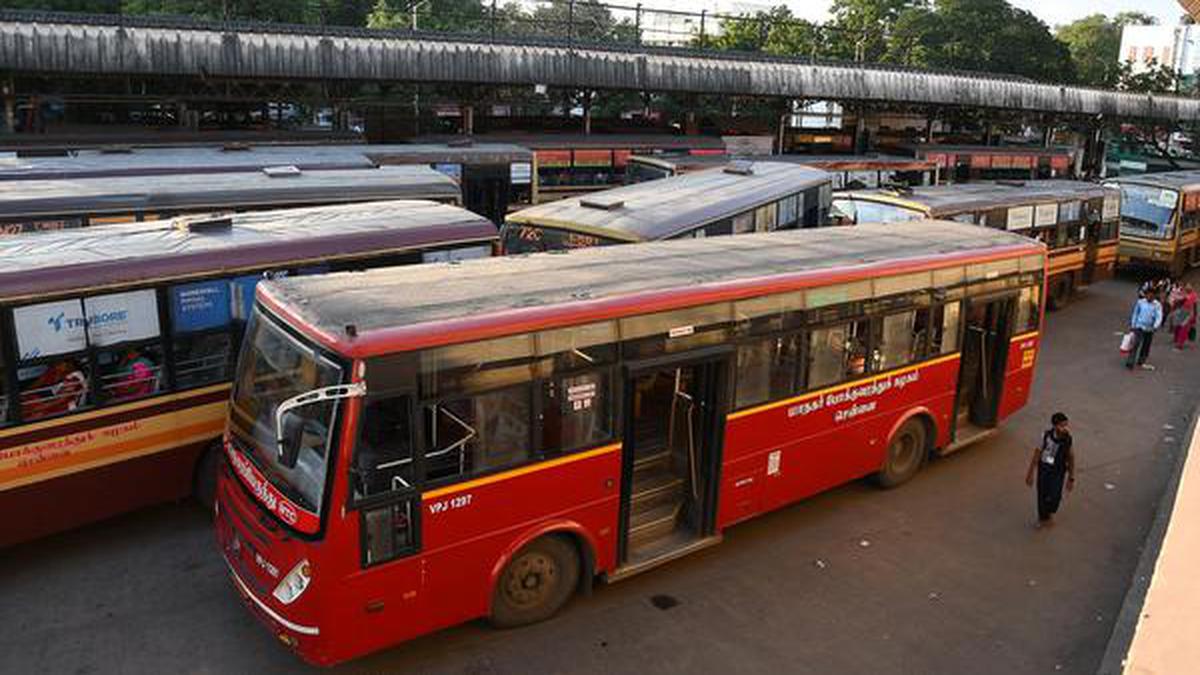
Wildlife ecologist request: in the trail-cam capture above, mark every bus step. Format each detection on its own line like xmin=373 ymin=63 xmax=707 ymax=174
xmin=630 ymin=469 xmax=684 ymax=515
xmin=632 ymin=449 xmax=671 ymax=472
xmin=609 ymin=534 xmax=723 ymax=583
xmin=628 ymin=502 xmax=683 ymax=550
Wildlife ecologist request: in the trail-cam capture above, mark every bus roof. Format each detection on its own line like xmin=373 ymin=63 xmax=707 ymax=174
xmin=0 ymin=143 xmax=530 ymax=181
xmin=0 ymin=165 xmax=461 ymax=217
xmin=506 ymin=162 xmax=831 ymax=241
xmin=904 ymin=144 xmax=1076 ymax=157
xmin=261 ymin=220 xmax=1044 ymax=359
xmin=631 ymin=153 xmax=937 ymax=173
xmin=837 ymin=180 xmax=1112 ymax=216
xmin=416 ymin=133 xmax=727 ymax=151
xmin=1109 ymin=170 xmax=1200 ymax=192
xmin=0 ymin=200 xmax=495 ymax=302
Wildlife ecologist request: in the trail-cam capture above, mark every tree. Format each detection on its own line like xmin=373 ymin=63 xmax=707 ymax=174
xmin=1056 ymin=14 xmax=1122 ymax=87
xmin=708 ymin=5 xmax=821 ymax=56
xmin=1113 ymin=11 xmax=1158 ymax=27
xmin=826 ymin=0 xmax=921 ymax=62
xmin=886 ymin=0 xmax=1074 ymax=82
xmin=362 ymin=0 xmax=486 ymax=32
xmin=525 ymin=0 xmax=638 ymax=43
xmin=1118 ymin=59 xmax=1178 ymax=93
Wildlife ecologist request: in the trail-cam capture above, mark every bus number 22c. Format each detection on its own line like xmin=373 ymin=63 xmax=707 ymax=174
xmin=427 ymin=494 xmax=473 ymax=516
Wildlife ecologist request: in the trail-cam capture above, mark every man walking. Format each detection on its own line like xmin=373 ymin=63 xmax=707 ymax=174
xmin=1025 ymin=412 xmax=1075 ymax=528
xmin=1126 ymin=288 xmax=1163 ymax=370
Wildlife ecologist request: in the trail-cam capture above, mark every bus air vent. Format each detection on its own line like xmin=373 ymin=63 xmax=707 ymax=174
xmin=724 ymin=161 xmax=755 ymax=176
xmin=580 ymin=195 xmax=626 ymax=210
xmin=222 ymin=142 xmax=252 ymax=152
xmin=262 ymin=165 xmax=302 ymax=178
xmin=175 ymin=213 xmax=234 ymax=232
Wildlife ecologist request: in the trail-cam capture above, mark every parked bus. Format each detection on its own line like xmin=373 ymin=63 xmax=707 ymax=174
xmin=441 ymin=133 xmax=728 ymax=204
xmin=500 ymin=162 xmax=831 ymax=253
xmin=1107 ymin=170 xmax=1200 ymax=276
xmin=0 ymin=200 xmax=497 ymax=546
xmin=903 ymin=145 xmax=1077 ymax=183
xmin=216 ymin=220 xmax=1044 ymax=665
xmin=0 ymin=142 xmax=531 ymax=227
xmin=0 ymin=165 xmax=461 ymax=236
xmin=626 ymin=153 xmax=939 ymax=188
xmin=831 ymin=181 xmax=1119 ymax=308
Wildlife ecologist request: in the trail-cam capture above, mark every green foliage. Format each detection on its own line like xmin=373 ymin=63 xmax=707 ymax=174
xmin=1118 ymin=59 xmax=1179 ymax=94
xmin=1113 ymin=11 xmax=1158 ymax=27
xmin=826 ymin=0 xmax=920 ymax=62
xmin=364 ymin=0 xmax=485 ymax=32
xmin=1055 ymin=14 xmax=1122 ymax=86
xmin=709 ymin=5 xmax=820 ymax=56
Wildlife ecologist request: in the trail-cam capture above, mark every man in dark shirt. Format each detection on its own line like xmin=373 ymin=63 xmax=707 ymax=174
xmin=1025 ymin=412 xmax=1075 ymax=527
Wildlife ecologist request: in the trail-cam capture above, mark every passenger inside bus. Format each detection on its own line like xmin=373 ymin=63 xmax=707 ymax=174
xmin=19 ymin=359 xmax=90 ymax=421
xmin=101 ymin=348 xmax=161 ymax=402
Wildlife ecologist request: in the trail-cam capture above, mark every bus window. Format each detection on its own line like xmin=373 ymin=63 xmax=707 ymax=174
xmin=0 ymin=338 xmax=7 ymax=426
xmin=541 ymin=371 xmax=612 ymax=454
xmin=808 ymin=325 xmax=848 ymax=389
xmin=754 ymin=203 xmax=778 ymax=232
xmin=736 ymin=335 xmax=801 ymax=409
xmin=1015 ymin=286 xmax=1041 ymax=334
xmin=1060 ymin=201 xmax=1082 ymax=223
xmin=500 ymin=224 xmax=618 ymax=254
xmin=732 ymin=211 xmax=755 ymax=234
xmin=169 ymin=280 xmax=235 ymax=389
xmin=778 ymin=194 xmax=800 ymax=229
xmin=84 ymin=289 xmax=164 ymax=404
xmin=845 ymin=320 xmax=871 ymax=377
xmin=423 ymin=383 xmax=533 ymax=482
xmin=931 ymin=302 xmax=961 ymax=355
xmin=13 ymin=299 xmax=94 ymax=421
xmin=851 ymin=200 xmax=925 ymax=225
xmin=876 ymin=310 xmax=918 ymax=371
xmin=354 ymin=395 xmax=415 ymax=499
xmin=705 ymin=219 xmax=734 ymax=237
xmin=1120 ymin=184 xmax=1178 ymax=240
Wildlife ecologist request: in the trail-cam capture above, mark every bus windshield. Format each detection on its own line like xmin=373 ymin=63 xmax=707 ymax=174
xmin=831 ymin=198 xmax=926 ymax=225
xmin=625 ymin=161 xmax=674 ymax=184
xmin=1119 ymin=184 xmax=1178 ymax=239
xmin=229 ymin=308 xmax=343 ymax=515
xmin=500 ymin=223 xmax=621 ymax=253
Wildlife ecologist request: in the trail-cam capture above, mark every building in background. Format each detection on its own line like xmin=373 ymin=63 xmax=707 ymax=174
xmin=1120 ymin=23 xmax=1200 ymax=86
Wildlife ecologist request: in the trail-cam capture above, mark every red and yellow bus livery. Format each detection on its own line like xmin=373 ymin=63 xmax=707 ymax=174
xmin=215 ymin=220 xmax=1045 ymax=665
xmin=0 ymin=200 xmax=497 ymax=546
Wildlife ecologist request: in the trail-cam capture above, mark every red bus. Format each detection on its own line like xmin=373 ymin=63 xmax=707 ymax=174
xmin=0 ymin=200 xmax=496 ymax=546
xmin=216 ymin=220 xmax=1045 ymax=665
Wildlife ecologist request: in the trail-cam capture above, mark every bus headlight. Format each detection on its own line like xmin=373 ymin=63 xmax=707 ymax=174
xmin=272 ymin=560 xmax=312 ymax=605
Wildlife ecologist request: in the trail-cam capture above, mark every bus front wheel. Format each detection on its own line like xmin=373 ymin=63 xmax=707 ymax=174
xmin=876 ymin=419 xmax=928 ymax=488
xmin=490 ymin=535 xmax=580 ymax=628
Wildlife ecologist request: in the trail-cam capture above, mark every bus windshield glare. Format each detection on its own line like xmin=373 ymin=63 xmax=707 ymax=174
xmin=1119 ymin=184 xmax=1178 ymax=239
xmin=500 ymin=223 xmax=619 ymax=253
xmin=230 ymin=308 xmax=343 ymax=515
xmin=831 ymin=198 xmax=925 ymax=225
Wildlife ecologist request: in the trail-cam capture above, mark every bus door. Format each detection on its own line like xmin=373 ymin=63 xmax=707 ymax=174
xmin=955 ymin=295 xmax=1015 ymax=434
xmin=618 ymin=351 xmax=727 ymax=570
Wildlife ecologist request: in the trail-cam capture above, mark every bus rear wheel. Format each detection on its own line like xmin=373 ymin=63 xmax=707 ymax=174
xmin=876 ymin=419 xmax=927 ymax=488
xmin=490 ymin=536 xmax=580 ymax=628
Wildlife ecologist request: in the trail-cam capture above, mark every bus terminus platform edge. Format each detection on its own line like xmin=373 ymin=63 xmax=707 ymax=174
xmin=216 ymin=221 xmax=1046 ymax=665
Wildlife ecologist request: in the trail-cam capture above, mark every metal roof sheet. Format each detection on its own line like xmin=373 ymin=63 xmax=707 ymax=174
xmin=838 ymin=180 xmax=1113 ymax=215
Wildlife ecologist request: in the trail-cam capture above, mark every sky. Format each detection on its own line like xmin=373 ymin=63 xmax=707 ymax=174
xmin=637 ymin=0 xmax=1187 ymax=28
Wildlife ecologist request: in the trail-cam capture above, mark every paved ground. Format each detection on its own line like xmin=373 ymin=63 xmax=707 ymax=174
xmin=2 ymin=274 xmax=1196 ymax=675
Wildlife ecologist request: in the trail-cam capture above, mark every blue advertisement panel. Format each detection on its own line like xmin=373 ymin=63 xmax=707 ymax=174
xmin=171 ymin=280 xmax=232 ymax=333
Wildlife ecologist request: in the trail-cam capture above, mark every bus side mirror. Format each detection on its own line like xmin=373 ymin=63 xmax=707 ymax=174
xmin=276 ymin=410 xmax=304 ymax=469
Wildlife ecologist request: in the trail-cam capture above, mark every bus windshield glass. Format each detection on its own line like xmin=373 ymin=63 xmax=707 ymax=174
xmin=501 ymin=223 xmax=621 ymax=253
xmin=229 ymin=308 xmax=343 ymax=515
xmin=1119 ymin=184 xmax=1178 ymax=239
xmin=625 ymin=161 xmax=674 ymax=184
xmin=831 ymin=198 xmax=925 ymax=225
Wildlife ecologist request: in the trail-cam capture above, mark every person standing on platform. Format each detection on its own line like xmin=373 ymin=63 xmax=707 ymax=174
xmin=1025 ymin=412 xmax=1075 ymax=528
xmin=1126 ymin=288 xmax=1163 ymax=370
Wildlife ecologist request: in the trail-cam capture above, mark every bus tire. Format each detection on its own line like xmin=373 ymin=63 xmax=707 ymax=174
xmin=876 ymin=419 xmax=927 ymax=489
xmin=490 ymin=535 xmax=580 ymax=629
xmin=192 ymin=443 xmax=220 ymax=514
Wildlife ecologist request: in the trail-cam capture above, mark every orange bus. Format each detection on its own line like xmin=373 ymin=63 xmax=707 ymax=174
xmin=216 ymin=220 xmax=1044 ymax=665
xmin=0 ymin=200 xmax=497 ymax=546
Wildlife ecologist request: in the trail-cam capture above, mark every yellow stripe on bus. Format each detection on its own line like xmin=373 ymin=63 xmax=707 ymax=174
xmin=728 ymin=352 xmax=962 ymax=422
xmin=421 ymin=442 xmax=622 ymax=501
xmin=1011 ymin=331 xmax=1040 ymax=342
xmin=0 ymin=413 xmax=226 ymax=491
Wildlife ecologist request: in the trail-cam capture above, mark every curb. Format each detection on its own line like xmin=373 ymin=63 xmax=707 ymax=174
xmin=1096 ymin=402 xmax=1199 ymax=674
